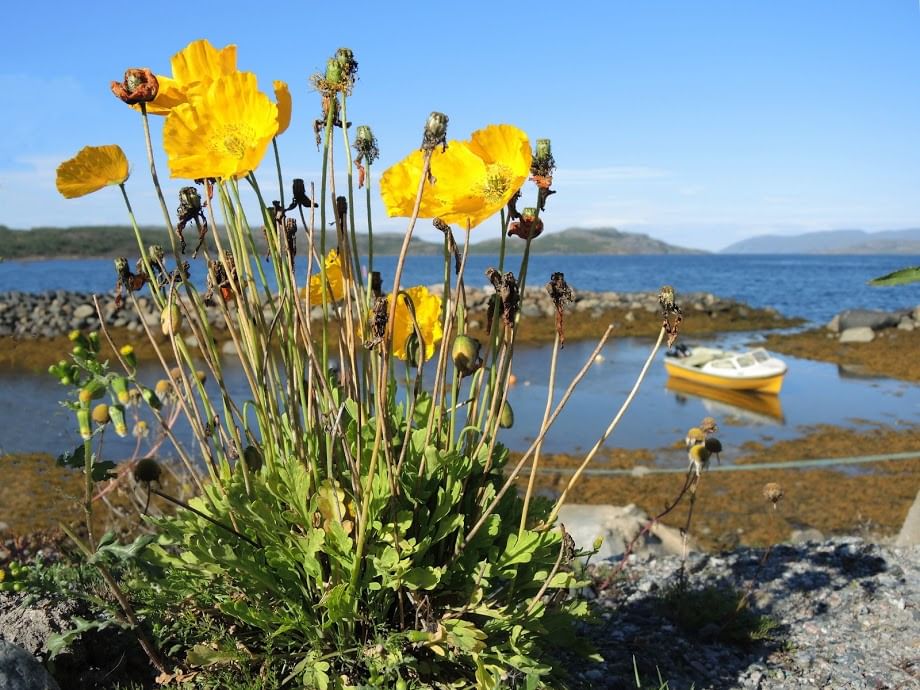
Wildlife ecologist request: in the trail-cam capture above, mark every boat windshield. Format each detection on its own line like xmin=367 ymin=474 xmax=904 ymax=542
xmin=735 ymin=355 xmax=756 ymax=368
xmin=710 ymin=359 xmax=737 ymax=370
xmin=752 ymin=350 xmax=770 ymax=363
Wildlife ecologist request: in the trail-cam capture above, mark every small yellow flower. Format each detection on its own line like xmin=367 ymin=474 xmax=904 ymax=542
xmin=163 ymin=71 xmax=278 ymax=180
xmin=55 ymin=145 xmax=129 ymax=199
xmin=307 ymin=249 xmax=346 ymax=304
xmin=380 ymin=124 xmax=532 ymax=230
xmin=391 ymin=285 xmax=443 ymax=362
xmin=141 ymin=39 xmax=238 ymax=115
xmin=273 ymin=80 xmax=292 ymax=137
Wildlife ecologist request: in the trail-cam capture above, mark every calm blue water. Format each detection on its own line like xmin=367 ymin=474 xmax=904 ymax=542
xmin=3 ymin=254 xmax=919 ymax=324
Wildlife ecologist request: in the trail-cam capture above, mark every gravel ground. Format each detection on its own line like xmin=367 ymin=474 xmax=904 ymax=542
xmin=573 ymin=537 xmax=919 ymax=689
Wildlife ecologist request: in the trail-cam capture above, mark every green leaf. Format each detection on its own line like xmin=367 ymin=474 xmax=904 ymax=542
xmin=186 ymin=643 xmax=241 ymax=668
xmin=89 ymin=533 xmax=156 ymax=565
xmin=47 ymin=616 xmax=126 ymax=658
xmin=868 ymin=265 xmax=920 ymax=286
xmin=402 ymin=566 xmax=443 ymax=590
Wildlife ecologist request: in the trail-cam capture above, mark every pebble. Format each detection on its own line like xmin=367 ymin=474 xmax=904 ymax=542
xmin=568 ymin=537 xmax=920 ymax=689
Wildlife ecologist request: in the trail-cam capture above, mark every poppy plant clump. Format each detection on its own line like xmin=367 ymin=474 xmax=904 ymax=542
xmin=49 ymin=40 xmax=685 ymax=689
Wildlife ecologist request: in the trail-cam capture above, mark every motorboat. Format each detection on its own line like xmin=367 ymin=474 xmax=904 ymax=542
xmin=663 ymin=345 xmax=787 ymax=394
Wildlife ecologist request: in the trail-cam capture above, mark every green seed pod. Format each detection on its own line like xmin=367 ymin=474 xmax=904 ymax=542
xmin=499 ymin=401 xmax=514 ymax=429
xmin=111 ymin=376 xmax=130 ymax=405
xmin=109 ymin=404 xmax=128 ymax=437
xmin=141 ymin=387 xmax=162 ymax=410
xmin=91 ymin=403 xmax=110 ymax=426
xmin=133 ymin=457 xmax=162 ymax=484
xmin=178 ymin=186 xmax=202 ymax=214
xmin=77 ymin=408 xmax=92 ymax=440
xmin=325 ymin=58 xmax=343 ymax=85
xmin=535 ymin=138 xmax=552 ymax=161
xmin=451 ymin=335 xmax=482 ymax=377
xmin=242 ymin=445 xmax=264 ymax=473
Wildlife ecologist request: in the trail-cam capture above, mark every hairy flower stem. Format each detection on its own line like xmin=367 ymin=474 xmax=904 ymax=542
xmin=81 ymin=418 xmax=95 ymax=549
xmin=364 ymin=163 xmax=375 ymax=306
xmin=339 ymin=94 xmax=364 ymax=292
xmin=118 ymin=185 xmax=163 ymax=309
xmin=272 ymin=138 xmax=285 ymax=208
xmin=547 ymin=328 xmax=666 ymax=525
xmin=139 ymin=103 xmax=180 ymax=260
xmin=518 ymin=330 xmax=561 ymax=535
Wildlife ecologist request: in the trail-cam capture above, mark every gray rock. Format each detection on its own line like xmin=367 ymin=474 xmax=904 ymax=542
xmin=896 ymin=489 xmax=920 ymax=547
xmin=839 ymin=326 xmax=875 ymax=343
xmin=0 ymin=641 xmax=59 ymax=690
xmin=897 ymin=316 xmax=915 ymax=332
xmin=71 ymin=304 xmax=95 ymax=320
xmin=825 ymin=314 xmax=840 ymax=333
xmin=838 ymin=309 xmax=899 ymax=331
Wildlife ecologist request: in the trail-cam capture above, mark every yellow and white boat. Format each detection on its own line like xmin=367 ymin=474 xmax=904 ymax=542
xmin=663 ymin=346 xmax=787 ymax=394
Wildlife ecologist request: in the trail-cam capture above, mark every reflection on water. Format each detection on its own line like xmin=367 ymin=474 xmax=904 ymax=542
xmin=665 ymin=376 xmax=785 ymax=424
xmin=2 ymin=334 xmax=918 ymax=467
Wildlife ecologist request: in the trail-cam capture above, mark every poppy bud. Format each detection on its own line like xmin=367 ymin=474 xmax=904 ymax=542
xmin=160 ymin=304 xmax=181 ymax=335
xmin=111 ymin=376 xmax=130 ymax=405
xmin=335 ymin=47 xmax=358 ymax=80
xmin=704 ymin=437 xmax=722 ymax=454
xmin=120 ymin=344 xmax=137 ymax=368
xmin=499 ymin=401 xmax=514 ymax=429
xmin=535 ymin=138 xmax=552 ymax=162
xmin=109 ymin=404 xmax=128 ymax=437
xmin=111 ymin=68 xmax=159 ymax=105
xmin=91 ymin=403 xmax=110 ymax=426
xmin=133 ymin=457 xmax=162 ymax=484
xmin=243 ymin=445 xmax=263 ymax=473
xmin=451 ymin=335 xmax=482 ymax=377
xmin=404 ymin=333 xmax=422 ymax=368
xmin=422 ymin=112 xmax=449 ymax=151
xmin=325 ymin=58 xmax=343 ymax=86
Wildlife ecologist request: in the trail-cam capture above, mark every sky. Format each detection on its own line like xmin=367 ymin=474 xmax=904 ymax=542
xmin=1 ymin=1 xmax=919 ymax=251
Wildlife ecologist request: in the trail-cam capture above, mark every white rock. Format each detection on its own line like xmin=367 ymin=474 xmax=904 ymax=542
xmin=221 ymin=340 xmax=238 ymax=356
xmin=72 ymin=304 xmax=95 ymax=320
xmin=839 ymin=326 xmax=875 ymax=343
xmin=897 ymin=317 xmax=915 ymax=332
xmin=557 ymin=503 xmax=690 ymax=561
xmin=825 ymin=314 xmax=840 ymax=333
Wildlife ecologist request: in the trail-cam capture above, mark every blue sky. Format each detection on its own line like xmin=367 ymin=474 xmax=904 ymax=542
xmin=1 ymin=1 xmax=919 ymax=251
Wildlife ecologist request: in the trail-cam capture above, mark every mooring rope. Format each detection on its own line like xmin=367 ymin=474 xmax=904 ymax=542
xmin=521 ymin=450 xmax=920 ymax=477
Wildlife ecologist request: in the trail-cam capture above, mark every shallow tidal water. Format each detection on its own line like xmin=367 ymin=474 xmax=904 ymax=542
xmin=2 ymin=331 xmax=917 ymax=467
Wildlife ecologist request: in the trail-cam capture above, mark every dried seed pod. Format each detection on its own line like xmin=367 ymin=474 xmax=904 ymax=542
xmin=763 ymin=482 xmax=784 ymax=509
xmin=133 ymin=457 xmax=162 ymax=484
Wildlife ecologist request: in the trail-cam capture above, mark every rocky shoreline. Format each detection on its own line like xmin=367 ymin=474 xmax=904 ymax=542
xmin=0 ymin=287 xmax=790 ymax=340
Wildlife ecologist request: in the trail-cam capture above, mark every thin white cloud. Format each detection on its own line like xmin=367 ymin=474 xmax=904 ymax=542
xmin=554 ymin=166 xmax=671 ymax=184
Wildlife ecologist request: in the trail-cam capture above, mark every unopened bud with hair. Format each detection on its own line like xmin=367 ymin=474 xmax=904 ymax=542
xmin=422 ymin=112 xmax=449 ymax=152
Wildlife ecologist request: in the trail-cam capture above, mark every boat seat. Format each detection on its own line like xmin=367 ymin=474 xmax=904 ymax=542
xmin=682 ymin=348 xmax=726 ymax=368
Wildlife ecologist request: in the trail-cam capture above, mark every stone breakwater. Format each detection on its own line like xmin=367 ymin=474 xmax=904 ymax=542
xmin=0 ymin=288 xmax=784 ymax=340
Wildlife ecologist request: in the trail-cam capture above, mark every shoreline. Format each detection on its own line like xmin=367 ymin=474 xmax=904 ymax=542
xmin=0 ymin=287 xmax=801 ymax=371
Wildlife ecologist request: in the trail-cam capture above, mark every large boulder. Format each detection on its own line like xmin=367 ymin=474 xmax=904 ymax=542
xmin=557 ymin=503 xmax=689 ymax=561
xmin=896 ymin=489 xmax=920 ymax=547
xmin=837 ymin=309 xmax=899 ymax=331
xmin=0 ymin=641 xmax=59 ymax=690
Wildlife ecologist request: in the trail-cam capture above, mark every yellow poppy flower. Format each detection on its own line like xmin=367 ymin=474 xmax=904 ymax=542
xmin=380 ymin=124 xmax=532 ymax=230
xmin=391 ymin=285 xmax=443 ymax=362
xmin=141 ymin=39 xmax=238 ymax=115
xmin=273 ymin=80 xmax=292 ymax=137
xmin=307 ymin=249 xmax=346 ymax=304
xmin=56 ymin=145 xmax=130 ymax=199
xmin=163 ymin=71 xmax=278 ymax=180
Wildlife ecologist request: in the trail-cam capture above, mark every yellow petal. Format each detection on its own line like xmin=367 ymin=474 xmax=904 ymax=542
xmin=273 ymin=80 xmax=292 ymax=136
xmin=392 ymin=285 xmax=443 ymax=362
xmin=163 ymin=71 xmax=278 ymax=180
xmin=56 ymin=145 xmax=129 ymax=199
xmin=170 ymin=39 xmax=237 ymax=87
xmin=307 ymin=250 xmax=345 ymax=304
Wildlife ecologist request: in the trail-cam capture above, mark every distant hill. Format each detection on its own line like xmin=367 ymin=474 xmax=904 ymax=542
xmin=721 ymin=228 xmax=920 ymax=254
xmin=0 ymin=225 xmax=700 ymax=259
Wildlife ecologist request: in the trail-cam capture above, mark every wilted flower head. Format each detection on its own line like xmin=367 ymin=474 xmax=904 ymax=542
xmin=111 ymin=68 xmax=159 ymax=105
xmin=763 ymin=482 xmax=784 ymax=509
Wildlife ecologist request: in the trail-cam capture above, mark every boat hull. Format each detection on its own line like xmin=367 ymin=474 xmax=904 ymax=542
xmin=664 ymin=360 xmax=785 ymax=394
